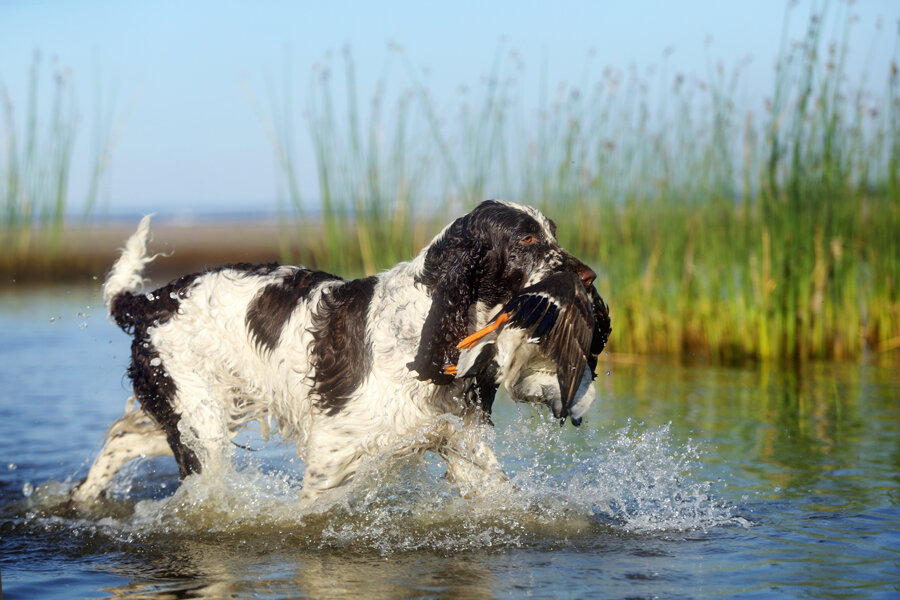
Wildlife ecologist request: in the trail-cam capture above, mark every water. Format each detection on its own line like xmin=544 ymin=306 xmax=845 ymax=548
xmin=1 ymin=286 xmax=898 ymax=599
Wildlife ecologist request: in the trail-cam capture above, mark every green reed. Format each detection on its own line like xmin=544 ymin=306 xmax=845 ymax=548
xmin=249 ymin=46 xmax=437 ymax=275
xmin=1 ymin=53 xmax=117 ymax=272
xmin=261 ymin=3 xmax=898 ymax=362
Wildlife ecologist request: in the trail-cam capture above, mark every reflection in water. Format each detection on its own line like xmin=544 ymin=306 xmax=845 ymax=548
xmin=98 ymin=540 xmax=497 ymax=600
xmin=594 ymin=360 xmax=898 ymax=505
xmin=292 ymin=552 xmax=494 ymax=600
xmin=1 ymin=289 xmax=899 ymax=598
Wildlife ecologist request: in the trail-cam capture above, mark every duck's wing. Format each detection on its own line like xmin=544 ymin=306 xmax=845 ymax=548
xmin=454 ymin=286 xmax=555 ymax=350
xmin=474 ymin=272 xmax=594 ymax=416
xmin=587 ymin=284 xmax=612 ymax=377
xmin=449 ymin=293 xmax=551 ymax=384
xmin=449 ymin=272 xmax=598 ymax=420
xmin=530 ymin=274 xmax=594 ymax=416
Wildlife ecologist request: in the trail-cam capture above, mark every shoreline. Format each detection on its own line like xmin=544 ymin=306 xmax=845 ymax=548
xmin=3 ymin=216 xmax=897 ymax=362
xmin=1 ymin=219 xmax=304 ymax=285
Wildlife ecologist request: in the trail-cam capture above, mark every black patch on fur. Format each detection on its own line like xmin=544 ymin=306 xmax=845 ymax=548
xmin=129 ymin=338 xmax=201 ymax=478
xmin=408 ymin=236 xmax=486 ymax=384
xmin=409 ymin=200 xmax=602 ymax=385
xmin=415 ymin=200 xmax=542 ymax=294
xmin=109 ymin=262 xmax=284 ymax=334
xmin=309 ymin=276 xmax=377 ymax=416
xmin=456 ymin=340 xmax=499 ymax=418
xmin=463 ymin=371 xmax=499 ymax=421
xmin=109 ymin=272 xmax=199 ymax=333
xmin=109 ymin=262 xmax=286 ymax=478
xmin=410 ymin=200 xmax=549 ymax=384
xmin=246 ymin=269 xmax=342 ymax=352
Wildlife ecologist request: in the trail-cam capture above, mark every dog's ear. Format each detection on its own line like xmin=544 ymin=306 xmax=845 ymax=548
xmin=408 ymin=217 xmax=486 ymax=385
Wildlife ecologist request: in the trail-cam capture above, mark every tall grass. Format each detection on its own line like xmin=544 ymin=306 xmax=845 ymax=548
xmin=261 ymin=3 xmax=899 ymax=362
xmin=1 ymin=53 xmax=118 ymax=271
xmin=248 ymin=46 xmax=434 ymax=275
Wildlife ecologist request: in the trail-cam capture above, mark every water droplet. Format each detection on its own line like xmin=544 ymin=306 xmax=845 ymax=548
xmin=150 ymin=357 xmax=162 ymax=367
xmin=22 ymin=482 xmax=33 ymax=497
xmin=7 ymin=462 xmax=16 ymax=470
xmin=606 ymin=371 xmax=611 ymax=376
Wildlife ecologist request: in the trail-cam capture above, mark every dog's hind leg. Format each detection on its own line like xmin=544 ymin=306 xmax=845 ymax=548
xmin=162 ymin=373 xmax=234 ymax=478
xmin=70 ymin=398 xmax=173 ymax=504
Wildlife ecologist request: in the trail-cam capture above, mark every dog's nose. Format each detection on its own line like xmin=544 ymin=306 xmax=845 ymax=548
xmin=578 ymin=265 xmax=596 ymax=287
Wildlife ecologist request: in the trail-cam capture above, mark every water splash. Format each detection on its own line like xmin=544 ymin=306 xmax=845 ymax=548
xmin=558 ymin=421 xmax=736 ymax=533
xmin=9 ymin=416 xmax=743 ymax=555
xmin=497 ymin=414 xmax=740 ymax=533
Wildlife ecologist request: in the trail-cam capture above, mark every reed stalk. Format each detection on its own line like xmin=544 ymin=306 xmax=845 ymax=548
xmin=258 ymin=2 xmax=898 ymax=362
xmin=1 ymin=53 xmax=119 ymax=273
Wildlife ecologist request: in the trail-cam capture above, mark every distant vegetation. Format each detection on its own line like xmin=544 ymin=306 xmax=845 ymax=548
xmin=0 ymin=52 xmax=119 ymax=276
xmin=258 ymin=2 xmax=898 ymax=362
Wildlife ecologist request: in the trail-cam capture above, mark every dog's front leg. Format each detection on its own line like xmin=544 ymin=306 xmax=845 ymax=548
xmin=436 ymin=416 xmax=509 ymax=498
xmin=298 ymin=426 xmax=365 ymax=502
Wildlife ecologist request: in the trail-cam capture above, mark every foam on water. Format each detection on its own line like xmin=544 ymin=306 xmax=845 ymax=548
xmin=9 ymin=415 xmax=745 ymax=555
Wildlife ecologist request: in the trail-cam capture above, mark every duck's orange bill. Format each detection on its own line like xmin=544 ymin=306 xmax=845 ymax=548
xmin=444 ymin=364 xmax=458 ymax=375
xmin=456 ymin=312 xmax=510 ymax=350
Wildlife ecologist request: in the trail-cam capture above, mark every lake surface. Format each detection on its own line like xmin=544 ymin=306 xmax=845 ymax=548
xmin=1 ymin=286 xmax=898 ymax=599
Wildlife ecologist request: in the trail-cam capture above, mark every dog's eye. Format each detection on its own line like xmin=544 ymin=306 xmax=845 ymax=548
xmin=520 ymin=235 xmax=537 ymax=245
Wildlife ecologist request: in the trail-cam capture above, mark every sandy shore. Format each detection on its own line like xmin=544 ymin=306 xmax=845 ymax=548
xmin=3 ymin=218 xmax=305 ymax=285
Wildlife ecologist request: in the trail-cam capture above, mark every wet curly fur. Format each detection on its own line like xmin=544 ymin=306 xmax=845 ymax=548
xmin=71 ymin=200 xmax=598 ymax=504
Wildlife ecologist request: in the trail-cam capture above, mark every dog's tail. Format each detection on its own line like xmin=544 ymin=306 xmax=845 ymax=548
xmin=103 ymin=214 xmax=157 ymax=329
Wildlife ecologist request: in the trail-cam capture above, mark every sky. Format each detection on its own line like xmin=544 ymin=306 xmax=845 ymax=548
xmin=1 ymin=0 xmax=898 ymax=218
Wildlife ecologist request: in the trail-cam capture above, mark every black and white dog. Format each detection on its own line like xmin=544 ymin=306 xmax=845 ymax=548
xmin=72 ymin=200 xmax=600 ymax=504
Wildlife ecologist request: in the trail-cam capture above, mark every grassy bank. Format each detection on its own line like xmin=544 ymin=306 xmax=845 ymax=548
xmin=261 ymin=2 xmax=899 ymax=362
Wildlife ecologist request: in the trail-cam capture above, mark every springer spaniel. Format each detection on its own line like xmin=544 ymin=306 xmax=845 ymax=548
xmin=71 ymin=200 xmax=602 ymax=504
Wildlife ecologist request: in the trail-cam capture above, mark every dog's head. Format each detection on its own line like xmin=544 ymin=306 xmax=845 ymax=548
xmin=408 ymin=200 xmax=596 ymax=384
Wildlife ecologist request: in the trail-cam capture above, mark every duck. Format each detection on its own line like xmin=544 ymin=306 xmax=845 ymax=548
xmin=446 ymin=271 xmax=611 ymax=425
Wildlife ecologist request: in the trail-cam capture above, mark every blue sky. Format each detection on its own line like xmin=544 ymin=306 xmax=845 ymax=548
xmin=1 ymin=0 xmax=897 ymax=217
